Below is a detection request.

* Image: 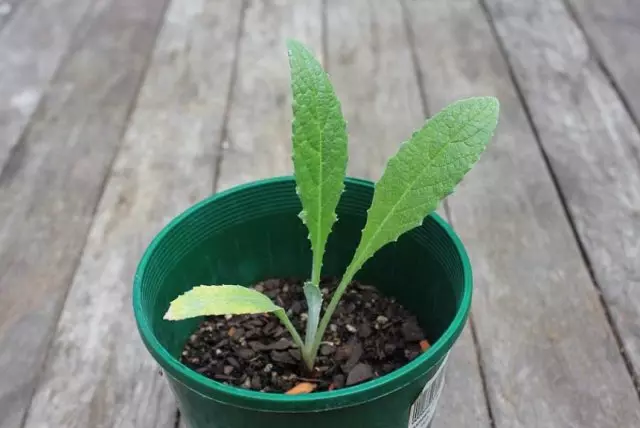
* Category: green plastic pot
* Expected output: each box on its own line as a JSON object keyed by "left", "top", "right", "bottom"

{"left": 133, "top": 176, "right": 472, "bottom": 428}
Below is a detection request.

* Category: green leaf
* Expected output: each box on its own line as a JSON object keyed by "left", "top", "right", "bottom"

{"left": 163, "top": 285, "right": 283, "bottom": 321}
{"left": 303, "top": 282, "right": 322, "bottom": 347}
{"left": 165, "top": 284, "right": 307, "bottom": 352}
{"left": 287, "top": 39, "right": 348, "bottom": 286}
{"left": 345, "top": 97, "right": 499, "bottom": 278}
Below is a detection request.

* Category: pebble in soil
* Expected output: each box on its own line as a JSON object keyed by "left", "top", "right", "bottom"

{"left": 180, "top": 277, "right": 427, "bottom": 393}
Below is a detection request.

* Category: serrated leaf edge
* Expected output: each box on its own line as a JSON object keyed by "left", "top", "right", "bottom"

{"left": 287, "top": 39, "right": 348, "bottom": 286}
{"left": 348, "top": 96, "right": 498, "bottom": 277}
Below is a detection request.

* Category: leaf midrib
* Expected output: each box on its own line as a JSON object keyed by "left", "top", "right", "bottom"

{"left": 305, "top": 62, "right": 328, "bottom": 268}
{"left": 350, "top": 109, "right": 490, "bottom": 272}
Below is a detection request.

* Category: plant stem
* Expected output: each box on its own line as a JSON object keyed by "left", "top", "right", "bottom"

{"left": 303, "top": 282, "right": 322, "bottom": 342}
{"left": 276, "top": 310, "right": 305, "bottom": 350}
{"left": 276, "top": 310, "right": 315, "bottom": 370}
{"left": 311, "top": 256, "right": 321, "bottom": 287}
{"left": 308, "top": 267, "right": 357, "bottom": 362}
{"left": 301, "top": 346, "right": 315, "bottom": 371}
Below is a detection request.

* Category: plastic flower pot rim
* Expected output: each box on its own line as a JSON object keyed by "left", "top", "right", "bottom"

{"left": 132, "top": 175, "right": 472, "bottom": 412}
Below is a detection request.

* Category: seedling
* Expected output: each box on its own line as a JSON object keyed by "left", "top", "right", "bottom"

{"left": 164, "top": 39, "right": 499, "bottom": 371}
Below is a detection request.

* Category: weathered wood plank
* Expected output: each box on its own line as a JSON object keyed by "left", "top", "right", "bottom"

{"left": 0, "top": 0, "right": 95, "bottom": 170}
{"left": 179, "top": 417, "right": 187, "bottom": 428}
{"left": 565, "top": 0, "right": 640, "bottom": 125}
{"left": 324, "top": 1, "right": 489, "bottom": 427}
{"left": 432, "top": 325, "right": 490, "bottom": 428}
{"left": 406, "top": 0, "right": 640, "bottom": 426}
{"left": 0, "top": 0, "right": 169, "bottom": 426}
{"left": 20, "top": 1, "right": 245, "bottom": 427}
{"left": 484, "top": 0, "right": 640, "bottom": 403}
{"left": 325, "top": 0, "right": 423, "bottom": 179}
{"left": 215, "top": 0, "right": 323, "bottom": 191}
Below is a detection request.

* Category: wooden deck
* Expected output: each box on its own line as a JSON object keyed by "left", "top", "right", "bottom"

{"left": 1, "top": 0, "right": 639, "bottom": 426}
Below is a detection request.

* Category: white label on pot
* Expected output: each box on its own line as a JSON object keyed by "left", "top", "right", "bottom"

{"left": 408, "top": 353, "right": 449, "bottom": 428}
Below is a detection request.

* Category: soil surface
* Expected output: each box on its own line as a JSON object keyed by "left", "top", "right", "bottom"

{"left": 180, "top": 277, "right": 427, "bottom": 393}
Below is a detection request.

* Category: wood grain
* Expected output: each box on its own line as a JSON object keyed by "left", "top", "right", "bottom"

{"left": 325, "top": 0, "right": 423, "bottom": 180}
{"left": 565, "top": 0, "right": 640, "bottom": 125}
{"left": 0, "top": 0, "right": 94, "bottom": 171}
{"left": 432, "top": 325, "right": 490, "bottom": 428}
{"left": 0, "top": 0, "right": 168, "bottom": 426}
{"left": 20, "top": 1, "right": 245, "bottom": 427}
{"left": 325, "top": 1, "right": 489, "bottom": 427}
{"left": 407, "top": 0, "right": 640, "bottom": 426}
{"left": 485, "top": 0, "right": 640, "bottom": 400}
{"left": 215, "top": 0, "right": 323, "bottom": 191}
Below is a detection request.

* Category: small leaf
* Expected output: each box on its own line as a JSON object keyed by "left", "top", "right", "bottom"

{"left": 345, "top": 97, "right": 499, "bottom": 277}
{"left": 303, "top": 282, "right": 323, "bottom": 347}
{"left": 287, "top": 39, "right": 348, "bottom": 285}
{"left": 164, "top": 285, "right": 283, "bottom": 321}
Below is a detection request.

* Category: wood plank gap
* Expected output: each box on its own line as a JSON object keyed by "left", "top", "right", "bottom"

{"left": 400, "top": 5, "right": 491, "bottom": 423}
{"left": 389, "top": 48, "right": 493, "bottom": 412}
{"left": 478, "top": 0, "right": 640, "bottom": 401}
{"left": 324, "top": 2, "right": 490, "bottom": 426}
{"left": 22, "top": 0, "right": 242, "bottom": 419}
{"left": 398, "top": 0, "right": 428, "bottom": 116}
{"left": 21, "top": 0, "right": 244, "bottom": 427}
{"left": 58, "top": 0, "right": 173, "bottom": 256}
{"left": 173, "top": 409, "right": 181, "bottom": 428}
{"left": 215, "top": 0, "right": 323, "bottom": 191}
{"left": 15, "top": 2, "right": 174, "bottom": 425}
{"left": 0, "top": 0, "right": 172, "bottom": 425}
{"left": 468, "top": 313, "right": 497, "bottom": 428}
{"left": 561, "top": 0, "right": 640, "bottom": 170}
{"left": 403, "top": 120, "right": 495, "bottom": 428}
{"left": 212, "top": 0, "right": 248, "bottom": 193}
{"left": 398, "top": 0, "right": 454, "bottom": 225}
{"left": 0, "top": 0, "right": 97, "bottom": 178}
{"left": 399, "top": 6, "right": 490, "bottom": 422}
{"left": 0, "top": 113, "right": 31, "bottom": 185}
